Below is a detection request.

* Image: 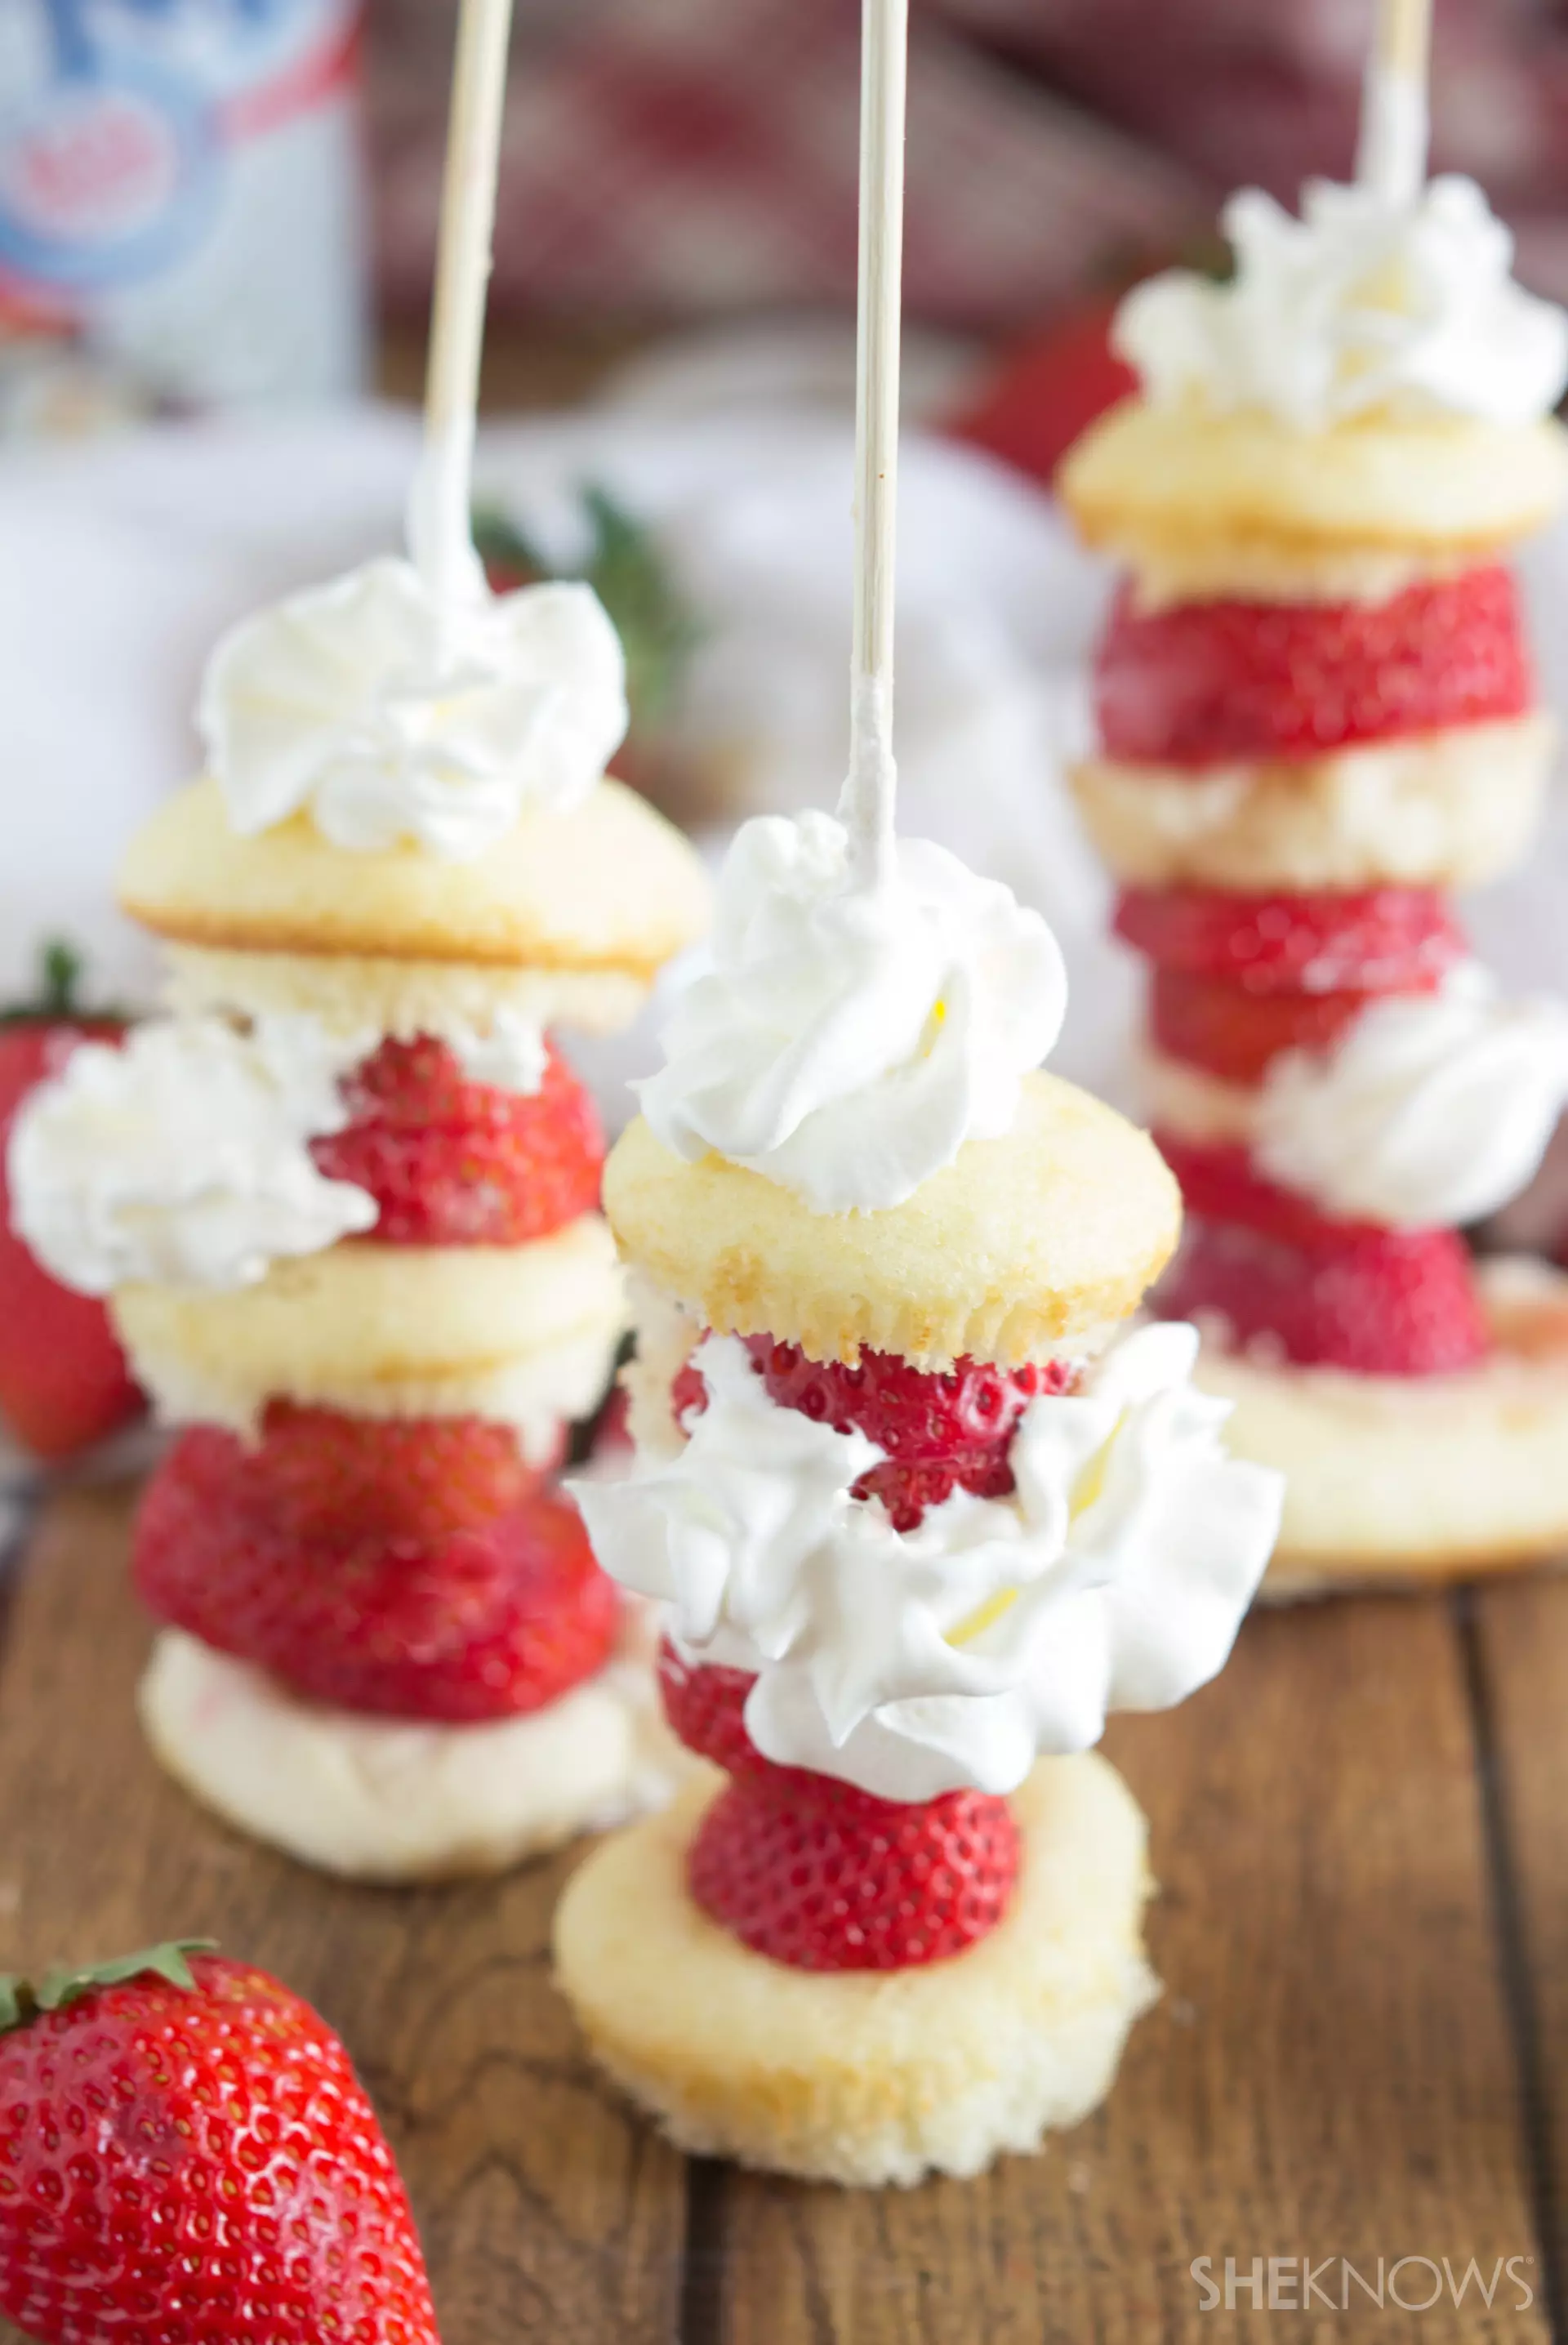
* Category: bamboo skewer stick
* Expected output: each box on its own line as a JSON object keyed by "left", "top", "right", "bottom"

{"left": 839, "top": 0, "right": 910, "bottom": 893}
{"left": 1377, "top": 0, "right": 1432, "bottom": 85}
{"left": 408, "top": 0, "right": 517, "bottom": 608}
{"left": 1356, "top": 0, "right": 1432, "bottom": 203}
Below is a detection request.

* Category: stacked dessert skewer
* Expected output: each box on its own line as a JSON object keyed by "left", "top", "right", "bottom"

{"left": 554, "top": 0, "right": 1282, "bottom": 2189}
{"left": 7, "top": 0, "right": 709, "bottom": 1881}
{"left": 1060, "top": 0, "right": 1568, "bottom": 1595}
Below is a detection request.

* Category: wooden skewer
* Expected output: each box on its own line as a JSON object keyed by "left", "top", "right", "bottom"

{"left": 1377, "top": 0, "right": 1431, "bottom": 85}
{"left": 839, "top": 0, "right": 909, "bottom": 893}
{"left": 1357, "top": 0, "right": 1432, "bottom": 203}
{"left": 408, "top": 0, "right": 517, "bottom": 607}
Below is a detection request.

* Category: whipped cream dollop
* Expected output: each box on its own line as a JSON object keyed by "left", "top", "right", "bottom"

{"left": 198, "top": 557, "right": 628, "bottom": 860}
{"left": 1255, "top": 967, "right": 1568, "bottom": 1228}
{"left": 1117, "top": 173, "right": 1568, "bottom": 430}
{"left": 8, "top": 1016, "right": 377, "bottom": 1294}
{"left": 637, "top": 809, "right": 1067, "bottom": 1215}
{"left": 573, "top": 1328, "right": 1281, "bottom": 1802}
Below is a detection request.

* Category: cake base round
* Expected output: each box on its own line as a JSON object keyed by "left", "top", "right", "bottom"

{"left": 140, "top": 1616, "right": 697, "bottom": 1883}
{"left": 553, "top": 1753, "right": 1157, "bottom": 2187}
{"left": 1196, "top": 1259, "right": 1568, "bottom": 1597}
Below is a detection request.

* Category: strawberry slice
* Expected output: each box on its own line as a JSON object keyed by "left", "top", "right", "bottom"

{"left": 1149, "top": 967, "right": 1387, "bottom": 1086}
{"left": 657, "top": 1638, "right": 764, "bottom": 1775}
{"left": 1116, "top": 885, "right": 1464, "bottom": 996}
{"left": 1096, "top": 566, "right": 1530, "bottom": 766}
{"left": 688, "top": 1763, "right": 1020, "bottom": 1971}
{"left": 313, "top": 1033, "right": 604, "bottom": 1246}
{"left": 1153, "top": 1135, "right": 1385, "bottom": 1252}
{"left": 135, "top": 1455, "right": 617, "bottom": 1723}
{"left": 182, "top": 1402, "right": 559, "bottom": 1547}
{"left": 1159, "top": 1216, "right": 1490, "bottom": 1376}
{"left": 0, "top": 944, "right": 140, "bottom": 1460}
{"left": 673, "top": 1337, "right": 1074, "bottom": 1531}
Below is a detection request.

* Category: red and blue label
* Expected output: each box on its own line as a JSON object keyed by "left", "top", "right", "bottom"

{"left": 0, "top": 0, "right": 359, "bottom": 300}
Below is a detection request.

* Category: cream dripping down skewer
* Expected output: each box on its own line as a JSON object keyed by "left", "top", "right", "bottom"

{"left": 407, "top": 0, "right": 516, "bottom": 612}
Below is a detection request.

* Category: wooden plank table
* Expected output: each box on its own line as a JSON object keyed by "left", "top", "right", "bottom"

{"left": 0, "top": 1485, "right": 1562, "bottom": 2343}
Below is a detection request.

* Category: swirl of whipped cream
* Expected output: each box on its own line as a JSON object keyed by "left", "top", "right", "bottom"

{"left": 7, "top": 1017, "right": 377, "bottom": 1295}
{"left": 1117, "top": 174, "right": 1568, "bottom": 430}
{"left": 1254, "top": 967, "right": 1568, "bottom": 1229}
{"left": 198, "top": 558, "right": 628, "bottom": 861}
{"left": 572, "top": 1328, "right": 1281, "bottom": 1802}
{"left": 637, "top": 810, "right": 1067, "bottom": 1215}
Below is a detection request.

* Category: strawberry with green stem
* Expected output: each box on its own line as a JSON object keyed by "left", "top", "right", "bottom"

{"left": 0, "top": 943, "right": 140, "bottom": 1461}
{"left": 0, "top": 1939, "right": 439, "bottom": 2344}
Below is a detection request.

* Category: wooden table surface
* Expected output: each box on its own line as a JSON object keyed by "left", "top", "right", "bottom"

{"left": 1, "top": 1484, "right": 1565, "bottom": 2343}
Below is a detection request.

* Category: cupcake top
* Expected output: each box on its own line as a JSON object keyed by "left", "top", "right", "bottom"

{"left": 120, "top": 773, "right": 710, "bottom": 986}
{"left": 602, "top": 800, "right": 1178, "bottom": 1365}
{"left": 606, "top": 1072, "right": 1179, "bottom": 1371}
{"left": 118, "top": 540, "right": 710, "bottom": 993}
{"left": 1060, "top": 158, "right": 1568, "bottom": 570}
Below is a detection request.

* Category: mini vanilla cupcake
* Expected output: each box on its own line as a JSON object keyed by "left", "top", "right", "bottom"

{"left": 1057, "top": 43, "right": 1568, "bottom": 1593}
{"left": 10, "top": 546, "right": 709, "bottom": 1881}
{"left": 554, "top": 800, "right": 1281, "bottom": 2187}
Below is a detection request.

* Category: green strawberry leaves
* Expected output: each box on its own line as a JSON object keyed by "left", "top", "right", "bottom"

{"left": 0, "top": 938, "right": 129, "bottom": 1031}
{"left": 473, "top": 485, "right": 702, "bottom": 737}
{"left": 0, "top": 1938, "right": 217, "bottom": 2032}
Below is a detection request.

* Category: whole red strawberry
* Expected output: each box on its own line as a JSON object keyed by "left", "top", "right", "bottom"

{"left": 0, "top": 1940, "right": 438, "bottom": 2345}
{"left": 313, "top": 1035, "right": 604, "bottom": 1246}
{"left": 135, "top": 1445, "right": 618, "bottom": 1723}
{"left": 688, "top": 1765, "right": 1019, "bottom": 1972}
{"left": 0, "top": 944, "right": 141, "bottom": 1461}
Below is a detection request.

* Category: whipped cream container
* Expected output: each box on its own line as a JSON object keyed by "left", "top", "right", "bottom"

{"left": 0, "top": 0, "right": 368, "bottom": 407}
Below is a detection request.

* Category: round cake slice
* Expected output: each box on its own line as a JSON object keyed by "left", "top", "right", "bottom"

{"left": 121, "top": 773, "right": 710, "bottom": 1029}
{"left": 604, "top": 1072, "right": 1180, "bottom": 1370}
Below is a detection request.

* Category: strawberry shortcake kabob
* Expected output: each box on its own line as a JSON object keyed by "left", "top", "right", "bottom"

{"left": 7, "top": 0, "right": 709, "bottom": 1881}
{"left": 1059, "top": 0, "right": 1568, "bottom": 1594}
{"left": 553, "top": 0, "right": 1282, "bottom": 2189}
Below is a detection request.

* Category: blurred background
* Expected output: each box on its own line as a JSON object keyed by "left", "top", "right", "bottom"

{"left": 11, "top": 0, "right": 1568, "bottom": 410}
{"left": 368, "top": 0, "right": 1568, "bottom": 328}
